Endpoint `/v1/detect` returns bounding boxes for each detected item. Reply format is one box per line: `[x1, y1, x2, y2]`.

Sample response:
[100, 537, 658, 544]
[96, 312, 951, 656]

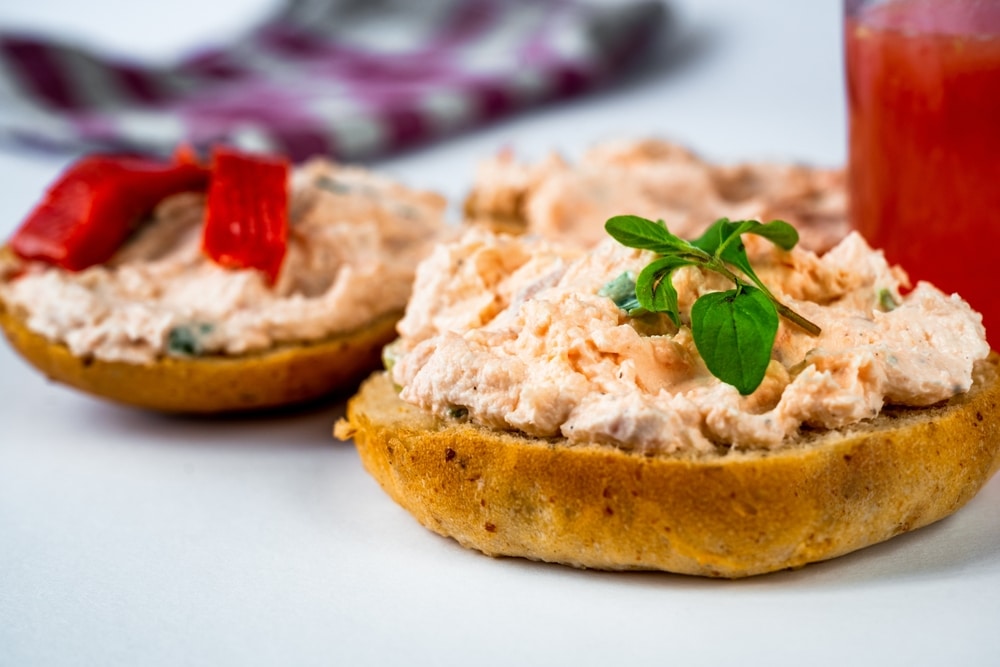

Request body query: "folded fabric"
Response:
[0, 0, 665, 161]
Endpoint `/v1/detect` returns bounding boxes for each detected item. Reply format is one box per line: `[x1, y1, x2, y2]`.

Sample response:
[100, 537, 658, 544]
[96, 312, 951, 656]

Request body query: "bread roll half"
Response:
[337, 355, 1000, 577]
[0, 156, 447, 413]
[1, 298, 399, 413]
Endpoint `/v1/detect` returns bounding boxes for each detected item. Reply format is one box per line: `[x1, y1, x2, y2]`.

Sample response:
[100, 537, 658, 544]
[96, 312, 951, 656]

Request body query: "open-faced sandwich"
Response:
[337, 215, 999, 577]
[0, 146, 447, 412]
[464, 138, 848, 252]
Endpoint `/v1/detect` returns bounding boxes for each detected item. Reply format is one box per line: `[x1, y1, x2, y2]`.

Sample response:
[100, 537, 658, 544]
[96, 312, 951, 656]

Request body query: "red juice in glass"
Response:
[845, 0, 1000, 348]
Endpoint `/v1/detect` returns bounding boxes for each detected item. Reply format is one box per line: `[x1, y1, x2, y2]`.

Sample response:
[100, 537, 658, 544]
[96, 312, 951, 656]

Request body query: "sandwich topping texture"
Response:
[390, 227, 989, 454]
[0, 159, 446, 364]
[465, 139, 848, 252]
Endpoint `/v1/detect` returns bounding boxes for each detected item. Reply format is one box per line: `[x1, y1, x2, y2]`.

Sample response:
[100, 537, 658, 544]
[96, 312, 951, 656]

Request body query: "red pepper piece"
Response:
[202, 147, 289, 284]
[10, 155, 209, 271]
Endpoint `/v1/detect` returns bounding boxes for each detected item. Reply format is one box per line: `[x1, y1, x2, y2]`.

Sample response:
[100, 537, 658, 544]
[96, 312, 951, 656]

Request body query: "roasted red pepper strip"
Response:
[202, 147, 289, 284]
[10, 155, 209, 271]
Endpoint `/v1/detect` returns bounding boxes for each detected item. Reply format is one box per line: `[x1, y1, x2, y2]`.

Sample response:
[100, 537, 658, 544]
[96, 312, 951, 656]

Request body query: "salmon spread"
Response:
[391, 228, 989, 454]
[0, 159, 447, 364]
[465, 139, 849, 253]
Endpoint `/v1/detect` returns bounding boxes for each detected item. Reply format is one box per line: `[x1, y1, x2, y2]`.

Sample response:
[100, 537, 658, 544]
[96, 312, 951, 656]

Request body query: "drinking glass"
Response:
[845, 0, 1000, 347]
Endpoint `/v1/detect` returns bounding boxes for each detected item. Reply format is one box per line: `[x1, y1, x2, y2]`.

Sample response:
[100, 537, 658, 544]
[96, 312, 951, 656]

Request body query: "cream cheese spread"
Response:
[465, 139, 849, 253]
[0, 159, 447, 364]
[392, 228, 988, 454]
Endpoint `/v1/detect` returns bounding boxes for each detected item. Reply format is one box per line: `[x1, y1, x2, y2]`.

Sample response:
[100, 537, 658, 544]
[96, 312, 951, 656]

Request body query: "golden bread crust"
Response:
[0, 292, 400, 413]
[338, 355, 1000, 577]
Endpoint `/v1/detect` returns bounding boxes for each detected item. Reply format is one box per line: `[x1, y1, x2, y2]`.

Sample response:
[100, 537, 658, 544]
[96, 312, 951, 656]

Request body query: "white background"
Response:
[1, 1, 998, 666]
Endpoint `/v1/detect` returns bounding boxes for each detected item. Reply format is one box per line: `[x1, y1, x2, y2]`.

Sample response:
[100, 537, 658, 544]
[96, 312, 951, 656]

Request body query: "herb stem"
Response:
[706, 259, 744, 288]
[709, 258, 822, 336]
[774, 302, 822, 335]
[604, 215, 824, 394]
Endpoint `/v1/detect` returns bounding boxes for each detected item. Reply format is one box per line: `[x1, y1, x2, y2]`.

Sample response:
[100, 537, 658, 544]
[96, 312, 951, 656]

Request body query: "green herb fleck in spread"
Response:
[316, 176, 352, 195]
[446, 405, 469, 421]
[878, 288, 899, 312]
[599, 272, 642, 314]
[167, 323, 213, 357]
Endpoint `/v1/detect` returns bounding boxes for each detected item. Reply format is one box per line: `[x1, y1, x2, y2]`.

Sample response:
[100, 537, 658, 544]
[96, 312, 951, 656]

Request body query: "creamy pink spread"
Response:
[0, 159, 447, 364]
[466, 139, 849, 253]
[391, 229, 988, 454]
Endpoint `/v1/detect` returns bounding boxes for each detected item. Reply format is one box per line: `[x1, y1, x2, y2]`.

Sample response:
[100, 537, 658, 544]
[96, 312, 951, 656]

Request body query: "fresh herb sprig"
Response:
[604, 215, 821, 395]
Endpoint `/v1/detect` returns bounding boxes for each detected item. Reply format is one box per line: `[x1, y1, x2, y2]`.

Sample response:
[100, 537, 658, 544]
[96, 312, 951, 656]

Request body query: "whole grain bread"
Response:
[337, 355, 1000, 577]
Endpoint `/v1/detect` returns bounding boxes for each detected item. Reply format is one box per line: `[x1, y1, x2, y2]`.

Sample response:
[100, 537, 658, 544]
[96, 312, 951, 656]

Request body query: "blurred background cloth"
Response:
[0, 0, 666, 162]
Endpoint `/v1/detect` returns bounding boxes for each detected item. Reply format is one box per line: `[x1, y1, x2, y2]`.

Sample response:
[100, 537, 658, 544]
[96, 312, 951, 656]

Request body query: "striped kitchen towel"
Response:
[0, 0, 666, 161]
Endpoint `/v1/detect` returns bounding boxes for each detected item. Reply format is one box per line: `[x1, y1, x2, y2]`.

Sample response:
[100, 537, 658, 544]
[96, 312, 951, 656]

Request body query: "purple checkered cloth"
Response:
[0, 0, 665, 161]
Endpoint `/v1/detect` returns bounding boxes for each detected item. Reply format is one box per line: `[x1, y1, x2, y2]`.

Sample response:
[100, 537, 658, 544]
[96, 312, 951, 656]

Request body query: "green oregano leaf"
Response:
[601, 272, 679, 335]
[690, 286, 778, 395]
[693, 218, 798, 301]
[605, 215, 690, 254]
[691, 218, 796, 254]
[740, 219, 799, 250]
[604, 214, 820, 394]
[690, 217, 736, 255]
[635, 256, 688, 326]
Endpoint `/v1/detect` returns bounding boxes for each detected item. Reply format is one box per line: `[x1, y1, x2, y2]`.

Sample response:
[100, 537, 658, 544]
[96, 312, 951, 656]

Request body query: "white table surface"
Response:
[1, 1, 998, 666]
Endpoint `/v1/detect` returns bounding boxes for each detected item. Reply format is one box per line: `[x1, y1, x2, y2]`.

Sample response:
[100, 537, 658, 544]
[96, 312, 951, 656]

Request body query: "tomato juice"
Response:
[846, 0, 1000, 348]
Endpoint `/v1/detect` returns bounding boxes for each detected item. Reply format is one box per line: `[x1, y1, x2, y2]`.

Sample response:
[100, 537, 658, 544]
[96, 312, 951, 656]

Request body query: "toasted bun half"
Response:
[0, 294, 400, 413]
[338, 355, 1000, 577]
